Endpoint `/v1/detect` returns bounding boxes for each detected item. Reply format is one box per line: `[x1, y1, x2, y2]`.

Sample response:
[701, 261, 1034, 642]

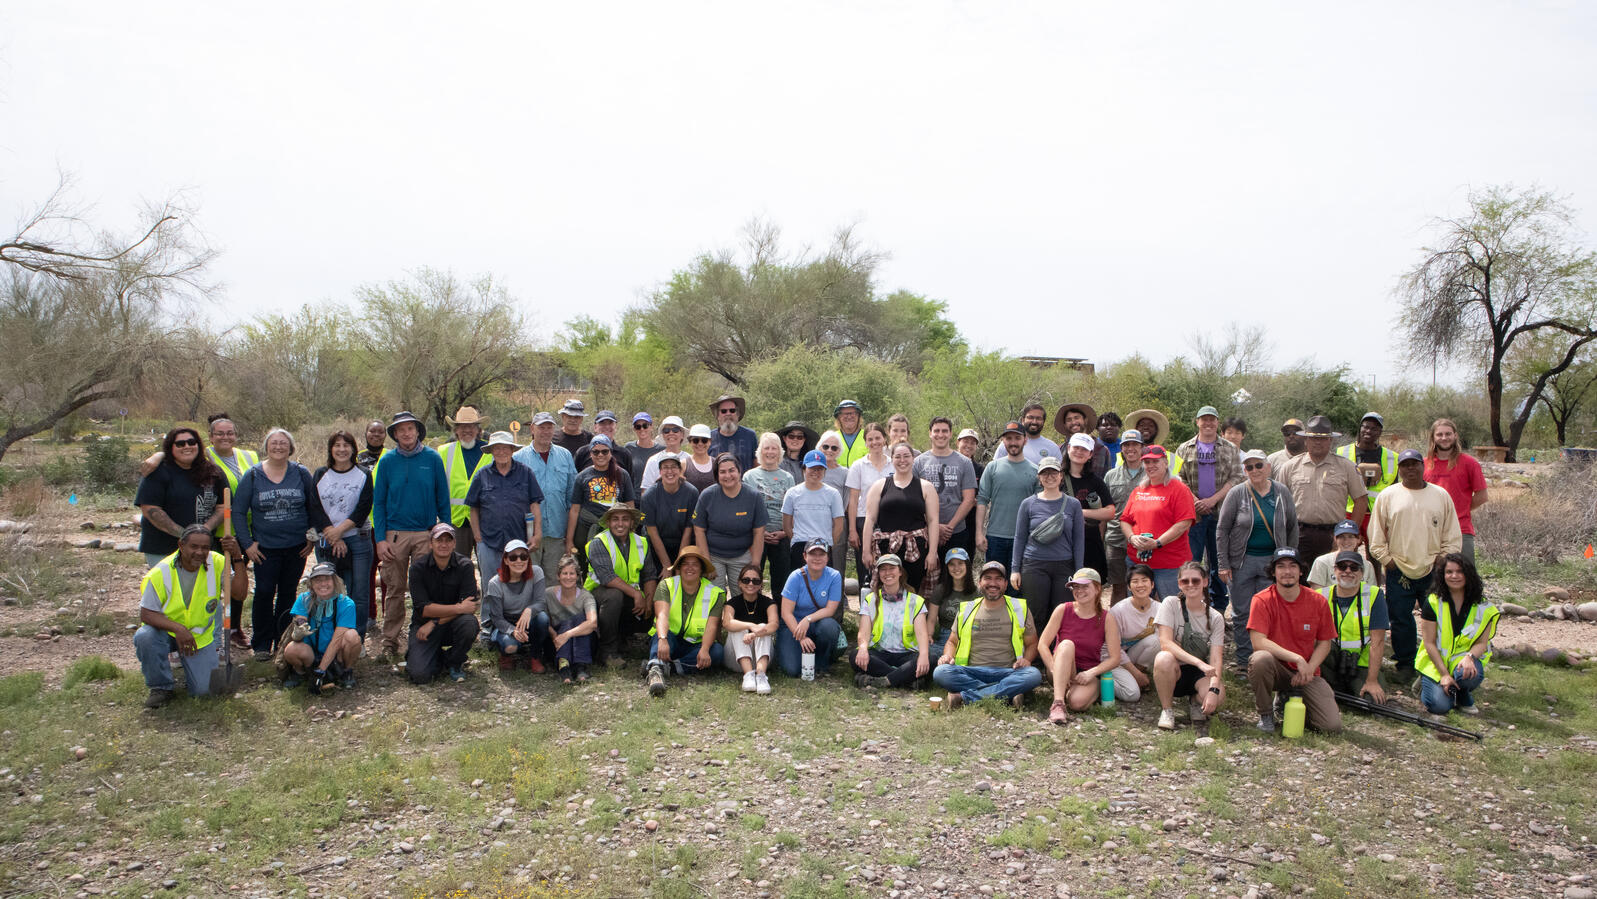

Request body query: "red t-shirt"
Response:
[1246, 584, 1336, 675]
[1120, 478, 1197, 570]
[1424, 453, 1486, 536]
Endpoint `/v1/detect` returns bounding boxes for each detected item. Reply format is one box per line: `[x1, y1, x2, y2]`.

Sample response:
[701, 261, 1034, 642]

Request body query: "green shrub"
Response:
[62, 656, 122, 689]
[84, 437, 137, 489]
[37, 455, 82, 487]
[0, 672, 44, 706]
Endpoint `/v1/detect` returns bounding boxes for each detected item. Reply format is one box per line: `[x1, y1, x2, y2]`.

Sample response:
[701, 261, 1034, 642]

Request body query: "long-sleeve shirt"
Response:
[408, 551, 478, 629]
[1013, 494, 1086, 573]
[482, 571, 547, 633]
[372, 446, 451, 536]
[512, 443, 578, 539]
[1368, 483, 1462, 578]
[232, 463, 331, 551]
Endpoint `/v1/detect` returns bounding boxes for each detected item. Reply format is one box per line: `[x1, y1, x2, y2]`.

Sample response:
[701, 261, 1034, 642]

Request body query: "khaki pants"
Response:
[379, 530, 434, 655]
[535, 536, 569, 583]
[1247, 651, 1342, 733]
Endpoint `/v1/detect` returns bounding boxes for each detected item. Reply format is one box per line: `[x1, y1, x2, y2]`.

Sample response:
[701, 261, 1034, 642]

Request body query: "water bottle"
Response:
[1282, 696, 1306, 738]
[1099, 673, 1116, 707]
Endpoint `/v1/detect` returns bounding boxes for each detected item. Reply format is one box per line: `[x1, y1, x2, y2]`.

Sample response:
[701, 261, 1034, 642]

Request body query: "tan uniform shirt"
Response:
[1275, 453, 1368, 525]
[1367, 483, 1462, 578]
[1266, 448, 1300, 474]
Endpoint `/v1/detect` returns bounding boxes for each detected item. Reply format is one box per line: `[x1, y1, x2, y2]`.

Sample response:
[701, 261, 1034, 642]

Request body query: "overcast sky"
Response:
[4, 2, 1594, 387]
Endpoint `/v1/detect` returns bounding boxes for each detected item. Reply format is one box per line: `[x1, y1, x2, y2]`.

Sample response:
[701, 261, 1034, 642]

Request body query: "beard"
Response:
[719, 421, 739, 436]
[1024, 421, 1042, 436]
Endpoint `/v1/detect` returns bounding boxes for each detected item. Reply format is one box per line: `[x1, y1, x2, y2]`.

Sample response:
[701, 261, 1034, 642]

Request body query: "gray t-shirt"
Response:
[692, 485, 769, 557]
[913, 450, 977, 534]
[543, 585, 597, 625]
[742, 468, 795, 533]
[140, 565, 200, 612]
[1154, 596, 1224, 651]
[482, 571, 547, 633]
[781, 483, 845, 544]
[1103, 463, 1146, 550]
[976, 456, 1039, 540]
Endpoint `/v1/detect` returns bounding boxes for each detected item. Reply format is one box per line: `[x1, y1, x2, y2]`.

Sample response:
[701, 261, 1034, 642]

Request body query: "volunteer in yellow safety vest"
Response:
[138, 416, 261, 495]
[133, 526, 229, 709]
[644, 548, 726, 696]
[1337, 412, 1398, 513]
[832, 399, 869, 468]
[1417, 554, 1499, 717]
[1322, 551, 1389, 702]
[851, 553, 932, 690]
[932, 560, 1042, 709]
[584, 506, 654, 668]
[439, 405, 493, 550]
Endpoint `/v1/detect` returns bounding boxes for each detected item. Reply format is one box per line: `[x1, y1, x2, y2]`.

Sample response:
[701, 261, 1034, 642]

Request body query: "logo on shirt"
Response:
[1303, 624, 1311, 631]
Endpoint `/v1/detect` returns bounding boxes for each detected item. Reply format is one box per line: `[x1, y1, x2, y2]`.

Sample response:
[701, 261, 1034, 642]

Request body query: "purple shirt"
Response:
[1195, 440, 1218, 500]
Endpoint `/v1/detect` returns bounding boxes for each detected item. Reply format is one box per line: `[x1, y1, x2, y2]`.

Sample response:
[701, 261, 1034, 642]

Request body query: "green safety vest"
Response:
[1414, 593, 1499, 682]
[583, 531, 648, 591]
[1336, 444, 1396, 511]
[440, 442, 493, 527]
[837, 431, 869, 468]
[207, 447, 259, 495]
[649, 577, 722, 642]
[866, 590, 927, 651]
[953, 596, 1026, 666]
[1328, 583, 1379, 667]
[142, 551, 227, 650]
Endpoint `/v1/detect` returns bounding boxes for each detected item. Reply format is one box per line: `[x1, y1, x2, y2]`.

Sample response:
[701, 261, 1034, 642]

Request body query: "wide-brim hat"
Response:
[1297, 415, 1341, 438]
[387, 411, 427, 442]
[672, 547, 716, 579]
[445, 405, 488, 427]
[1054, 402, 1097, 436]
[597, 506, 643, 527]
[484, 430, 519, 450]
[1126, 409, 1169, 446]
[709, 394, 746, 419]
[780, 421, 819, 447]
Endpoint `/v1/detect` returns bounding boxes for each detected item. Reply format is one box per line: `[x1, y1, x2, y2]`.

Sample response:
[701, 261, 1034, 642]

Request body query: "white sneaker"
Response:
[756, 673, 772, 695]
[1158, 708, 1177, 730]
[1188, 699, 1208, 723]
[742, 670, 757, 692]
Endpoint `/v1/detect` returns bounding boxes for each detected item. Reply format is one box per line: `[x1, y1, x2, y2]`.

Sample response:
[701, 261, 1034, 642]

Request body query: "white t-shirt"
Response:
[845, 455, 892, 517]
[1154, 596, 1224, 651]
[1109, 598, 1159, 649]
[317, 466, 367, 526]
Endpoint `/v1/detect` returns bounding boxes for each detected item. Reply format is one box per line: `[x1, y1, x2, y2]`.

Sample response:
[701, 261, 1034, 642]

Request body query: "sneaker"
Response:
[498, 654, 518, 671]
[1158, 708, 1177, 730]
[1189, 699, 1208, 723]
[1256, 714, 1277, 733]
[253, 650, 273, 663]
[527, 657, 546, 674]
[339, 669, 356, 690]
[448, 667, 466, 683]
[647, 663, 667, 697]
[1459, 703, 1481, 716]
[743, 671, 758, 692]
[282, 672, 303, 689]
[144, 688, 174, 709]
[755, 673, 771, 695]
[574, 665, 589, 683]
[1049, 699, 1069, 725]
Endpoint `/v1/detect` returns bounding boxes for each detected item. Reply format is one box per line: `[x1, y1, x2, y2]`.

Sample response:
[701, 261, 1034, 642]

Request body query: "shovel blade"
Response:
[209, 663, 244, 696]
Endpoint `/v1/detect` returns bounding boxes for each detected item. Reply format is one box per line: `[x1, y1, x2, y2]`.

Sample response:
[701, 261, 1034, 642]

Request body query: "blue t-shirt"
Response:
[464, 460, 546, 550]
[708, 426, 758, 474]
[289, 591, 357, 653]
[781, 566, 844, 620]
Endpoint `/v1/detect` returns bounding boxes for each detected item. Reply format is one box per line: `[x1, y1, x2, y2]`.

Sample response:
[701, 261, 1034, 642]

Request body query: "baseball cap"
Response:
[805, 537, 831, 553]
[307, 561, 337, 579]
[875, 553, 902, 568]
[1120, 429, 1144, 445]
[957, 428, 980, 442]
[594, 410, 618, 424]
[1334, 550, 1364, 569]
[430, 522, 456, 540]
[1397, 448, 1424, 464]
[1269, 546, 1301, 570]
[944, 547, 970, 563]
[1000, 420, 1024, 437]
[1068, 568, 1102, 586]
[1361, 412, 1385, 426]
[660, 415, 685, 430]
[503, 539, 530, 554]
[687, 423, 713, 440]
[1333, 519, 1361, 536]
[980, 560, 1008, 577]
[559, 399, 586, 417]
[1067, 433, 1096, 452]
[1141, 445, 1168, 460]
[1281, 417, 1304, 431]
[530, 411, 556, 427]
[1195, 405, 1220, 420]
[588, 434, 614, 448]
[632, 411, 653, 425]
[1241, 449, 1268, 462]
[803, 450, 826, 468]
[1036, 455, 1063, 472]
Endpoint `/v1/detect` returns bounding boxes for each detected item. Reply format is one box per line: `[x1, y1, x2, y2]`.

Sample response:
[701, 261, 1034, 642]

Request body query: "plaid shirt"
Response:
[1174, 437, 1243, 505]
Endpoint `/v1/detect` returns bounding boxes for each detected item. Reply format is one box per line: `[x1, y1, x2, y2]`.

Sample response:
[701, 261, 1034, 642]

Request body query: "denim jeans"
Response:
[1150, 568, 1181, 600]
[931, 663, 1043, 702]
[774, 617, 842, 677]
[1187, 513, 1228, 612]
[251, 545, 309, 653]
[551, 613, 594, 666]
[489, 610, 551, 658]
[317, 529, 374, 639]
[1419, 660, 1486, 714]
[1229, 553, 1274, 668]
[476, 542, 504, 602]
[134, 625, 219, 695]
[647, 632, 724, 673]
[1385, 567, 1432, 672]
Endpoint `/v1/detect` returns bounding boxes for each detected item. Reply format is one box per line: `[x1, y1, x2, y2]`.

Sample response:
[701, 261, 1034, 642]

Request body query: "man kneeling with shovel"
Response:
[135, 525, 230, 709]
[281, 562, 361, 694]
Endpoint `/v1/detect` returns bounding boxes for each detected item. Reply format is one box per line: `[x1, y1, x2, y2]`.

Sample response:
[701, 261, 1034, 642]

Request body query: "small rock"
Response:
[1544, 586, 1571, 603]
[1500, 602, 1528, 616]
[973, 781, 992, 793]
[1377, 854, 1397, 863]
[1101, 841, 1118, 851]
[1565, 888, 1596, 899]
[1578, 602, 1597, 622]
[127, 861, 145, 871]
[1540, 648, 1566, 665]
[1162, 819, 1179, 831]
[161, 880, 178, 890]
[72, 746, 87, 760]
[1488, 822, 1504, 832]
[644, 819, 659, 832]
[1310, 833, 1328, 845]
[1194, 737, 1215, 747]
[80, 520, 97, 530]
[397, 841, 415, 853]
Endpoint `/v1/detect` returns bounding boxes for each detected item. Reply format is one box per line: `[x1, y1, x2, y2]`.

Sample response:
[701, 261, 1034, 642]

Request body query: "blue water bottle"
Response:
[1100, 673, 1116, 706]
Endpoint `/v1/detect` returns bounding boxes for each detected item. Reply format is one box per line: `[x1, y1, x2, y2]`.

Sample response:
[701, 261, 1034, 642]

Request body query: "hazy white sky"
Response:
[4, 2, 1594, 386]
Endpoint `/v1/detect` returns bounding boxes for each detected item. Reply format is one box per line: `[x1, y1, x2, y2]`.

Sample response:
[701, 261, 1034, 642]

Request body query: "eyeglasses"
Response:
[1177, 577, 1204, 585]
[633, 422, 650, 430]
[172, 439, 199, 448]
[1244, 462, 1266, 471]
[505, 553, 530, 562]
[689, 437, 709, 444]
[738, 577, 762, 585]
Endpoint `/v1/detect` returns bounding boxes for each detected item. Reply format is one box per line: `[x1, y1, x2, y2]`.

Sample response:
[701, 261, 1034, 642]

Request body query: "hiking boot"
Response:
[282, 672, 303, 690]
[574, 665, 590, 683]
[229, 628, 249, 649]
[448, 667, 467, 683]
[1049, 699, 1069, 725]
[253, 650, 273, 663]
[944, 692, 963, 712]
[498, 654, 518, 672]
[743, 671, 758, 692]
[646, 661, 667, 697]
[527, 657, 546, 674]
[339, 669, 357, 690]
[1157, 708, 1177, 730]
[1011, 693, 1026, 710]
[1459, 702, 1481, 716]
[1256, 714, 1277, 733]
[144, 688, 174, 709]
[755, 673, 771, 695]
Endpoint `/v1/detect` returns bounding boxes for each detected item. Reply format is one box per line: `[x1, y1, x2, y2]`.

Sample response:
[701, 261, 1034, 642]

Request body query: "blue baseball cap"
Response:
[588, 434, 613, 448]
[1333, 519, 1360, 536]
[944, 547, 970, 563]
[803, 450, 826, 468]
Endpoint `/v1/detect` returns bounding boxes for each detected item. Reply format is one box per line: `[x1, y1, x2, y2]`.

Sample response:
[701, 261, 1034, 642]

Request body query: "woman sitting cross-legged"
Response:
[852, 553, 932, 690]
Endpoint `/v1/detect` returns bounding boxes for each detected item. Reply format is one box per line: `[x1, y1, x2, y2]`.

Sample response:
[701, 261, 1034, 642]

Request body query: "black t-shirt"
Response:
[133, 464, 220, 556]
[729, 592, 775, 625]
[1062, 469, 1113, 573]
[627, 442, 667, 484]
[554, 430, 593, 456]
[574, 465, 638, 522]
[575, 442, 634, 477]
[641, 481, 699, 557]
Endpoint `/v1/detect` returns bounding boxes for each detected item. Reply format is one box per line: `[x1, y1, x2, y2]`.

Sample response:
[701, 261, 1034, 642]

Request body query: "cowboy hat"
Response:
[445, 405, 488, 427]
[1125, 409, 1169, 446]
[672, 546, 717, 579]
[1054, 402, 1097, 436]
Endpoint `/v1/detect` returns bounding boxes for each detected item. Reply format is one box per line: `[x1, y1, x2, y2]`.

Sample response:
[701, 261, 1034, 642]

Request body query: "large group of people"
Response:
[131, 399, 1498, 730]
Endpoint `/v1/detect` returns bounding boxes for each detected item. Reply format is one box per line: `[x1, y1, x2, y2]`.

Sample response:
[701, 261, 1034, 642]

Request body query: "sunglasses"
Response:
[718, 407, 738, 414]
[820, 445, 840, 451]
[738, 577, 762, 585]
[1177, 577, 1204, 585]
[505, 553, 530, 562]
[784, 432, 805, 439]
[662, 427, 683, 434]
[172, 439, 199, 448]
[633, 422, 650, 430]
[1335, 563, 1361, 572]
[689, 437, 710, 444]
[1244, 462, 1266, 471]
[591, 448, 611, 455]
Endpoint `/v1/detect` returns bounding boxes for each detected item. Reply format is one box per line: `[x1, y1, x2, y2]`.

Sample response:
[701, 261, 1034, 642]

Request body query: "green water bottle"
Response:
[1282, 696, 1306, 738]
[1100, 673, 1115, 706]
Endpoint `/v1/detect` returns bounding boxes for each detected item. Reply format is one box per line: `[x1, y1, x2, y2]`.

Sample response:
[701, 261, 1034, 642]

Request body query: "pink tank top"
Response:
[1054, 601, 1106, 660]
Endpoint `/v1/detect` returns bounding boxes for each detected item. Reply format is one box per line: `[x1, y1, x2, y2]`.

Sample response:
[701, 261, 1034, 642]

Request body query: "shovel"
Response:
[209, 489, 245, 696]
